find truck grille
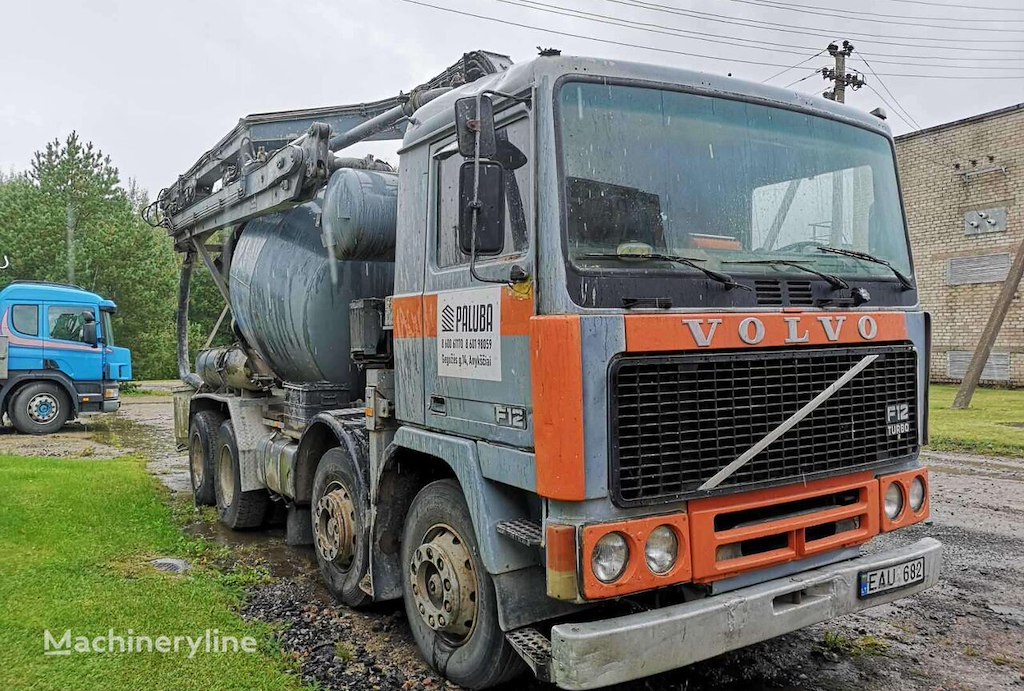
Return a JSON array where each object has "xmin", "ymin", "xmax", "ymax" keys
[{"xmin": 610, "ymin": 344, "xmax": 919, "ymax": 506}]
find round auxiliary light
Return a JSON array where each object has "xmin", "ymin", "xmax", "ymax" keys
[
  {"xmin": 592, "ymin": 532, "xmax": 630, "ymax": 584},
  {"xmin": 884, "ymin": 482, "xmax": 905, "ymax": 520},
  {"xmin": 909, "ymin": 476, "xmax": 926, "ymax": 513},
  {"xmin": 645, "ymin": 525, "xmax": 679, "ymax": 575}
]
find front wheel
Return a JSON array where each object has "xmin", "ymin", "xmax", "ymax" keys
[
  {"xmin": 311, "ymin": 447, "xmax": 371, "ymax": 607},
  {"xmin": 401, "ymin": 479, "xmax": 525, "ymax": 689},
  {"xmin": 9, "ymin": 382, "xmax": 70, "ymax": 435}
]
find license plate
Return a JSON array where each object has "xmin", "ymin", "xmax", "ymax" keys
[{"xmin": 858, "ymin": 557, "xmax": 926, "ymax": 598}]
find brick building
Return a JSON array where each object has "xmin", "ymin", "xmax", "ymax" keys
[{"xmin": 896, "ymin": 103, "xmax": 1024, "ymax": 385}]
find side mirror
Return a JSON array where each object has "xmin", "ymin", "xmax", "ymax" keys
[
  {"xmin": 83, "ymin": 320, "xmax": 98, "ymax": 347},
  {"xmin": 459, "ymin": 160, "xmax": 505, "ymax": 256},
  {"xmin": 455, "ymin": 95, "xmax": 496, "ymax": 159}
]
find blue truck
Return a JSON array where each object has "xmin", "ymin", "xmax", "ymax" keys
[{"xmin": 0, "ymin": 280, "xmax": 132, "ymax": 434}]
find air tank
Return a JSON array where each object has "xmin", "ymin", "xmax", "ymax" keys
[{"xmin": 229, "ymin": 169, "xmax": 397, "ymax": 388}]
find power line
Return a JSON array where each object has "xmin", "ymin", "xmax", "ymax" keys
[
  {"xmin": 723, "ymin": 0, "xmax": 1024, "ymax": 29},
  {"xmin": 493, "ymin": 0, "xmax": 819, "ymax": 59},
  {"xmin": 605, "ymin": 0, "xmax": 1024, "ymax": 50},
  {"xmin": 762, "ymin": 49, "xmax": 827, "ymax": 84},
  {"xmin": 784, "ymin": 68, "xmax": 824, "ymax": 89},
  {"xmin": 856, "ymin": 55, "xmax": 923, "ymax": 130},
  {"xmin": 500, "ymin": 0, "xmax": 1024, "ymax": 69},
  {"xmin": 885, "ymin": 0, "xmax": 1024, "ymax": 11},
  {"xmin": 394, "ymin": 0, "xmax": 1024, "ymax": 78}
]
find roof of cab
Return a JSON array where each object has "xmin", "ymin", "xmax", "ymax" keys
[
  {"xmin": 0, "ymin": 281, "xmax": 115, "ymax": 309},
  {"xmin": 402, "ymin": 53, "xmax": 892, "ymax": 151}
]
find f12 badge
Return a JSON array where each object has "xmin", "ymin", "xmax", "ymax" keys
[
  {"xmin": 885, "ymin": 402, "xmax": 911, "ymax": 437},
  {"xmin": 495, "ymin": 404, "xmax": 527, "ymax": 430}
]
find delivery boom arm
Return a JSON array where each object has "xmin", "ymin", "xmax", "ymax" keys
[{"xmin": 158, "ymin": 50, "xmax": 512, "ymax": 247}]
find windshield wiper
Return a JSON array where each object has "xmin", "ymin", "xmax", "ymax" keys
[
  {"xmin": 816, "ymin": 246, "xmax": 915, "ymax": 290},
  {"xmin": 583, "ymin": 253, "xmax": 752, "ymax": 291},
  {"xmin": 723, "ymin": 259, "xmax": 849, "ymax": 290}
]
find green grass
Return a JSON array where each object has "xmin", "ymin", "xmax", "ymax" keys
[
  {"xmin": 0, "ymin": 455, "xmax": 299, "ymax": 691},
  {"xmin": 928, "ymin": 384, "xmax": 1024, "ymax": 457}
]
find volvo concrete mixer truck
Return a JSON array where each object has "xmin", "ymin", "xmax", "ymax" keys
[{"xmin": 158, "ymin": 49, "xmax": 941, "ymax": 689}]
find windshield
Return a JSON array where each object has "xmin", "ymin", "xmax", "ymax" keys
[
  {"xmin": 558, "ymin": 82, "xmax": 912, "ymax": 282},
  {"xmin": 101, "ymin": 310, "xmax": 115, "ymax": 346}
]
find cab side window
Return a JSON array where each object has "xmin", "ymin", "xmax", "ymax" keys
[
  {"xmin": 12, "ymin": 305, "xmax": 39, "ymax": 336},
  {"xmin": 436, "ymin": 116, "xmax": 531, "ymax": 268},
  {"xmin": 48, "ymin": 306, "xmax": 92, "ymax": 343}
]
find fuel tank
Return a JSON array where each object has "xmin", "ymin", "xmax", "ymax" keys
[{"xmin": 229, "ymin": 188, "xmax": 395, "ymax": 387}]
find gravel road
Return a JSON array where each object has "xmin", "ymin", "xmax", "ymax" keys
[{"xmin": 6, "ymin": 394, "xmax": 1022, "ymax": 690}]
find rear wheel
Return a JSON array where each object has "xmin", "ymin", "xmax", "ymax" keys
[
  {"xmin": 214, "ymin": 420, "xmax": 268, "ymax": 529},
  {"xmin": 311, "ymin": 447, "xmax": 371, "ymax": 607},
  {"xmin": 9, "ymin": 382, "xmax": 69, "ymax": 435},
  {"xmin": 401, "ymin": 479, "xmax": 525, "ymax": 689},
  {"xmin": 188, "ymin": 410, "xmax": 223, "ymax": 506}
]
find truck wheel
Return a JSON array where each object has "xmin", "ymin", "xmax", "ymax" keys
[
  {"xmin": 214, "ymin": 420, "xmax": 268, "ymax": 529},
  {"xmin": 401, "ymin": 479, "xmax": 525, "ymax": 689},
  {"xmin": 311, "ymin": 447, "xmax": 371, "ymax": 608},
  {"xmin": 188, "ymin": 410, "xmax": 223, "ymax": 506},
  {"xmin": 9, "ymin": 382, "xmax": 70, "ymax": 435}
]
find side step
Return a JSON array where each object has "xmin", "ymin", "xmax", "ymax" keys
[
  {"xmin": 506, "ymin": 627, "xmax": 552, "ymax": 682},
  {"xmin": 496, "ymin": 519, "xmax": 542, "ymax": 547}
]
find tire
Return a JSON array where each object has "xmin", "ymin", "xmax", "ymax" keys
[
  {"xmin": 401, "ymin": 479, "xmax": 525, "ymax": 689},
  {"xmin": 213, "ymin": 419, "xmax": 268, "ymax": 529},
  {"xmin": 311, "ymin": 448, "xmax": 372, "ymax": 607},
  {"xmin": 9, "ymin": 381, "xmax": 70, "ymax": 435},
  {"xmin": 188, "ymin": 410, "xmax": 223, "ymax": 506}
]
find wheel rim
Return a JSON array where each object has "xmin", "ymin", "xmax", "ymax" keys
[
  {"xmin": 217, "ymin": 443, "xmax": 235, "ymax": 506},
  {"xmin": 190, "ymin": 433, "xmax": 205, "ymax": 488},
  {"xmin": 27, "ymin": 393, "xmax": 59, "ymax": 424},
  {"xmin": 314, "ymin": 482, "xmax": 356, "ymax": 569},
  {"xmin": 409, "ymin": 523, "xmax": 479, "ymax": 644}
]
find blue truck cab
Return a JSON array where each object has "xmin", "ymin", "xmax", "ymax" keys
[{"xmin": 0, "ymin": 281, "xmax": 132, "ymax": 434}]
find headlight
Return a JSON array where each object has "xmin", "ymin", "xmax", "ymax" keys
[
  {"xmin": 104, "ymin": 386, "xmax": 118, "ymax": 399},
  {"xmin": 909, "ymin": 476, "xmax": 926, "ymax": 512},
  {"xmin": 592, "ymin": 532, "xmax": 629, "ymax": 583},
  {"xmin": 884, "ymin": 482, "xmax": 905, "ymax": 520},
  {"xmin": 644, "ymin": 525, "xmax": 678, "ymax": 575}
]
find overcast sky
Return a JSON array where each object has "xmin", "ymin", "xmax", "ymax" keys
[{"xmin": 2, "ymin": 0, "xmax": 1022, "ymax": 196}]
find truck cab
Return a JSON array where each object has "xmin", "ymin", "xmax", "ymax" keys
[
  {"xmin": 0, "ymin": 281, "xmax": 132, "ymax": 434},
  {"xmin": 162, "ymin": 51, "xmax": 940, "ymax": 690}
]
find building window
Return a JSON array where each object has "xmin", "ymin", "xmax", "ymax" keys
[
  {"xmin": 947, "ymin": 253, "xmax": 1010, "ymax": 285},
  {"xmin": 947, "ymin": 351, "xmax": 1010, "ymax": 381},
  {"xmin": 11, "ymin": 304, "xmax": 39, "ymax": 336},
  {"xmin": 48, "ymin": 306, "xmax": 93, "ymax": 343}
]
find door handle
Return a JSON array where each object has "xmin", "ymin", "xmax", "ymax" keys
[{"xmin": 429, "ymin": 395, "xmax": 447, "ymax": 415}]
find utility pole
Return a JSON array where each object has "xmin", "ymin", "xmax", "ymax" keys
[
  {"xmin": 65, "ymin": 203, "xmax": 76, "ymax": 285},
  {"xmin": 822, "ymin": 41, "xmax": 865, "ymax": 104},
  {"xmin": 822, "ymin": 41, "xmax": 866, "ymax": 248},
  {"xmin": 953, "ymin": 242, "xmax": 1024, "ymax": 409}
]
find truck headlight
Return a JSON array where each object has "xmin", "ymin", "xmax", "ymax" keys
[
  {"xmin": 592, "ymin": 532, "xmax": 629, "ymax": 583},
  {"xmin": 645, "ymin": 525, "xmax": 678, "ymax": 575},
  {"xmin": 909, "ymin": 476, "xmax": 926, "ymax": 512},
  {"xmin": 884, "ymin": 482, "xmax": 905, "ymax": 520},
  {"xmin": 104, "ymin": 386, "xmax": 118, "ymax": 399}
]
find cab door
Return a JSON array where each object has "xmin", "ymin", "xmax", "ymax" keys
[
  {"xmin": 422, "ymin": 111, "xmax": 535, "ymax": 449},
  {"xmin": 43, "ymin": 303, "xmax": 102, "ymax": 381},
  {"xmin": 2, "ymin": 302, "xmax": 45, "ymax": 373}
]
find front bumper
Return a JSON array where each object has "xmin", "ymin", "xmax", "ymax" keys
[{"xmin": 550, "ymin": 537, "xmax": 941, "ymax": 689}]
